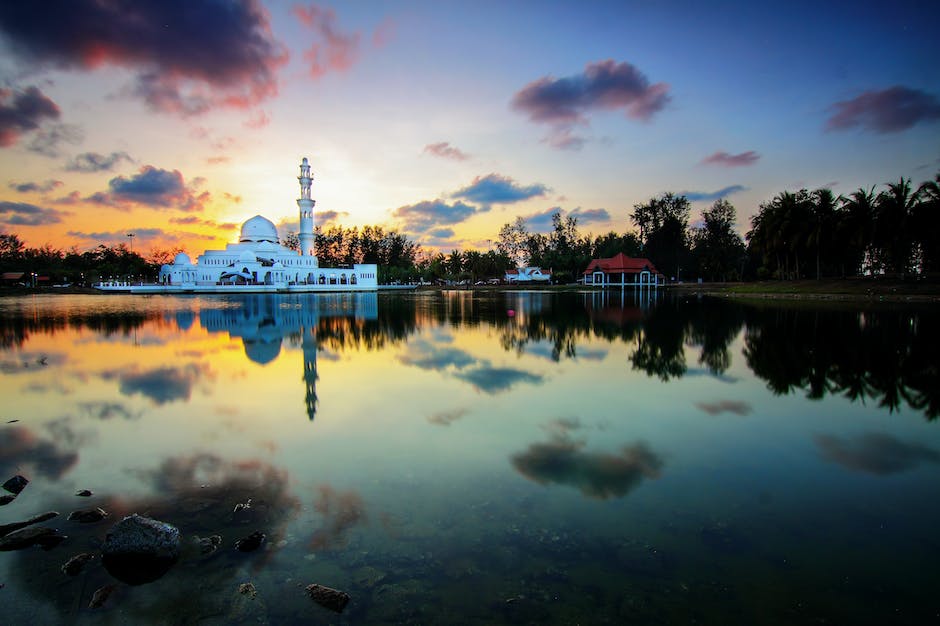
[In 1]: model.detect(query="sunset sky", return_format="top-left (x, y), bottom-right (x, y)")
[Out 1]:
top-left (1, 0), bottom-right (938, 257)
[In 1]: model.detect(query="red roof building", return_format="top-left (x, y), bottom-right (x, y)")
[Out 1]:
top-left (582, 253), bottom-right (663, 287)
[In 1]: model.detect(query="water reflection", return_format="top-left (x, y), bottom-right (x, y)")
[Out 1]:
top-left (0, 425), bottom-right (78, 480)
top-left (815, 432), bottom-right (940, 474)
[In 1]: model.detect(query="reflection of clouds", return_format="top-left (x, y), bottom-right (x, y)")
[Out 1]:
top-left (526, 342), bottom-right (608, 362)
top-left (310, 485), bottom-right (367, 551)
top-left (45, 417), bottom-right (96, 447)
top-left (542, 417), bottom-right (584, 437)
top-left (0, 425), bottom-right (78, 479)
top-left (101, 363), bottom-right (213, 405)
top-left (0, 351), bottom-right (66, 373)
top-left (79, 401), bottom-right (140, 420)
top-left (815, 432), bottom-right (940, 475)
top-left (686, 368), bottom-right (739, 383)
top-left (454, 364), bottom-right (544, 394)
top-left (695, 400), bottom-right (752, 416)
top-left (397, 338), bottom-right (475, 370)
top-left (427, 407), bottom-right (469, 426)
top-left (21, 379), bottom-right (73, 394)
top-left (511, 435), bottom-right (663, 499)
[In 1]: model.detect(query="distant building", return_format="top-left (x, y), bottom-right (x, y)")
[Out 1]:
top-left (98, 158), bottom-right (378, 293)
top-left (505, 266), bottom-right (552, 283)
top-left (583, 253), bottom-right (662, 287)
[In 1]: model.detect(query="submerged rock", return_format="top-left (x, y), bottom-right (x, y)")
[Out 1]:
top-left (102, 514), bottom-right (180, 585)
top-left (238, 582), bottom-right (257, 598)
top-left (2, 475), bottom-right (28, 495)
top-left (193, 534), bottom-right (223, 554)
top-left (89, 584), bottom-right (117, 609)
top-left (235, 531), bottom-right (265, 552)
top-left (306, 583), bottom-right (350, 613)
top-left (0, 494), bottom-right (15, 506)
top-left (0, 511), bottom-right (58, 538)
top-left (62, 552), bottom-right (96, 576)
top-left (68, 507), bottom-right (109, 523)
top-left (0, 526), bottom-right (67, 551)
top-left (75, 489), bottom-right (93, 497)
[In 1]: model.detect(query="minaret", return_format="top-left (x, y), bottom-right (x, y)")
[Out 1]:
top-left (297, 157), bottom-right (316, 257)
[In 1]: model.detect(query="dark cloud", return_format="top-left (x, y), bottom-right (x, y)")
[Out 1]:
top-left (169, 215), bottom-right (238, 231)
top-left (523, 208), bottom-right (559, 232)
top-left (695, 400), bottom-right (752, 416)
top-left (454, 364), bottom-right (544, 394)
top-left (826, 85), bottom-right (940, 133)
top-left (511, 436), bottom-right (663, 499)
top-left (67, 227), bottom-right (199, 245)
top-left (679, 185), bottom-right (747, 202)
top-left (815, 432), bottom-right (940, 475)
top-left (0, 200), bottom-right (68, 226)
top-left (701, 151), bottom-right (760, 167)
top-left (0, 0), bottom-right (287, 116)
top-left (101, 363), bottom-right (212, 405)
top-left (25, 122), bottom-right (82, 157)
top-left (292, 4), bottom-right (360, 79)
top-left (512, 59), bottom-right (670, 149)
top-left (392, 199), bottom-right (481, 235)
top-left (315, 209), bottom-right (348, 225)
top-left (452, 173), bottom-right (547, 206)
top-left (86, 165), bottom-right (210, 212)
top-left (78, 401), bottom-right (139, 420)
top-left (429, 227), bottom-right (455, 238)
top-left (424, 141), bottom-right (470, 161)
top-left (569, 207), bottom-right (610, 225)
top-left (8, 179), bottom-right (62, 193)
top-left (0, 85), bottom-right (60, 147)
top-left (0, 425), bottom-right (78, 480)
top-left (427, 407), bottom-right (469, 426)
top-left (397, 339), bottom-right (475, 370)
top-left (65, 151), bottom-right (134, 172)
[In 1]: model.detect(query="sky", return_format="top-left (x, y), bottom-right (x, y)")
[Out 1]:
top-left (1, 0), bottom-right (938, 257)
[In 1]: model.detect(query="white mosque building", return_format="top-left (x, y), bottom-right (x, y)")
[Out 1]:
top-left (96, 158), bottom-right (378, 293)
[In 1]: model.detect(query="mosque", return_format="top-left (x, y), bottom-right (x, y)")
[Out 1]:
top-left (96, 158), bottom-right (378, 293)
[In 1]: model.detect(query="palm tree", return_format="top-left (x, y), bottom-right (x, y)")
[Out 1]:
top-left (874, 178), bottom-right (917, 275)
top-left (913, 172), bottom-right (940, 274)
top-left (809, 188), bottom-right (838, 279)
top-left (838, 187), bottom-right (876, 276)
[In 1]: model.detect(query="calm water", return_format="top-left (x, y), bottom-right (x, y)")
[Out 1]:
top-left (1, 291), bottom-right (938, 624)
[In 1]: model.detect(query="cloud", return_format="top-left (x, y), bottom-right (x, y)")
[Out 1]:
top-left (512, 59), bottom-right (670, 149)
top-left (101, 363), bottom-right (212, 404)
top-left (0, 0), bottom-right (287, 116)
top-left (569, 207), bottom-right (610, 225)
top-left (511, 436), bottom-right (663, 499)
top-left (169, 216), bottom-right (238, 231)
top-left (392, 199), bottom-right (482, 235)
top-left (371, 17), bottom-right (395, 47)
top-left (815, 432), bottom-right (940, 475)
top-left (87, 165), bottom-right (210, 212)
top-left (454, 364), bottom-right (544, 394)
top-left (452, 173), bottom-right (548, 206)
top-left (8, 179), bottom-right (63, 193)
top-left (0, 425), bottom-right (78, 480)
top-left (523, 208), bottom-right (558, 232)
top-left (424, 141), bottom-right (470, 161)
top-left (427, 407), bottom-right (469, 426)
top-left (68, 227), bottom-right (214, 244)
top-left (293, 4), bottom-right (361, 79)
top-left (315, 209), bottom-right (348, 225)
top-left (826, 86), bottom-right (940, 133)
top-left (679, 185), bottom-right (747, 202)
top-left (25, 122), bottom-right (82, 157)
top-left (66, 151), bottom-right (134, 172)
top-left (701, 151), bottom-right (760, 167)
top-left (79, 401), bottom-right (140, 420)
top-left (695, 400), bottom-right (752, 416)
top-left (0, 200), bottom-right (68, 226)
top-left (0, 85), bottom-right (60, 147)
top-left (429, 227), bottom-right (454, 238)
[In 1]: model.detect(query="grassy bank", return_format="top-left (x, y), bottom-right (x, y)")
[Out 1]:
top-left (669, 278), bottom-right (940, 301)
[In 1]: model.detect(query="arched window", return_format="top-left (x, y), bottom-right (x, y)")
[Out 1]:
top-left (350, 274), bottom-right (358, 285)
top-left (340, 274), bottom-right (348, 285)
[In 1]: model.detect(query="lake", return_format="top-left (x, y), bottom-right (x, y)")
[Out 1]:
top-left (1, 291), bottom-right (938, 624)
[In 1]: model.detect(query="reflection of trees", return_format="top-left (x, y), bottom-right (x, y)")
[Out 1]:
top-left (630, 300), bottom-right (688, 380)
top-left (743, 304), bottom-right (940, 420)
top-left (0, 308), bottom-right (155, 348)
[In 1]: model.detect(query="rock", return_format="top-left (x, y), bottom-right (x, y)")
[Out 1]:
top-left (68, 507), bottom-right (109, 523)
top-left (238, 582), bottom-right (257, 598)
top-left (2, 475), bottom-right (28, 495)
top-left (0, 494), bottom-right (15, 506)
top-left (75, 489), bottom-right (93, 497)
top-left (0, 526), bottom-right (67, 551)
top-left (62, 552), bottom-right (96, 576)
top-left (193, 534), bottom-right (223, 554)
top-left (0, 511), bottom-right (58, 538)
top-left (89, 584), bottom-right (117, 609)
top-left (306, 583), bottom-right (350, 613)
top-left (235, 531), bottom-right (265, 552)
top-left (102, 514), bottom-right (180, 585)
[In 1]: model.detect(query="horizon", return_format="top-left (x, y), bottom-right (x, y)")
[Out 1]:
top-left (1, 1), bottom-right (938, 256)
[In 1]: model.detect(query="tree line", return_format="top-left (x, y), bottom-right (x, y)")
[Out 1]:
top-left (2, 171), bottom-right (936, 285)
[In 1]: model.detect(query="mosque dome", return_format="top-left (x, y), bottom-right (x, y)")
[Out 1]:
top-left (173, 252), bottom-right (193, 266)
top-left (239, 215), bottom-right (279, 244)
